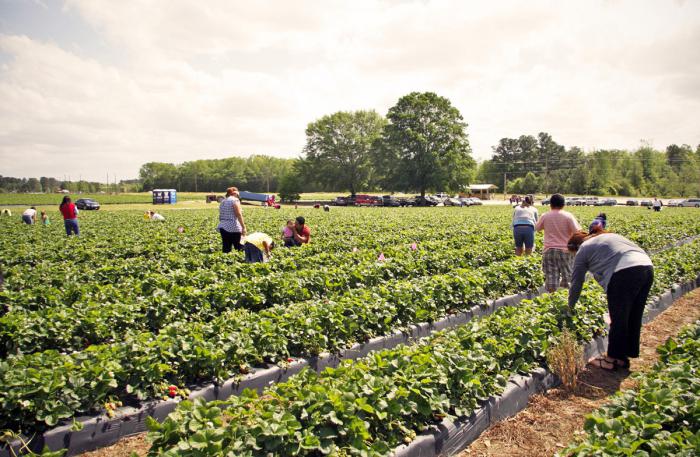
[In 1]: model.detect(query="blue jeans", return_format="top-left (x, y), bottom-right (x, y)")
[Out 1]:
top-left (64, 218), bottom-right (79, 236)
top-left (513, 225), bottom-right (534, 249)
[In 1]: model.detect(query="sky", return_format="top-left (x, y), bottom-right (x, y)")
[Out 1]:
top-left (1, 0), bottom-right (699, 182)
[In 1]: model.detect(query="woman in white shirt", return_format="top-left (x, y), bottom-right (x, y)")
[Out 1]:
top-left (22, 207), bottom-right (37, 225)
top-left (511, 196), bottom-right (539, 255)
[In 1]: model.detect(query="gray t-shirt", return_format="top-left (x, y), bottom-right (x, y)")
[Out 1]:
top-left (568, 233), bottom-right (652, 308)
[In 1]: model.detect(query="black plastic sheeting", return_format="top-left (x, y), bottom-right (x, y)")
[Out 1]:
top-left (0, 291), bottom-right (534, 457)
top-left (3, 275), bottom-right (699, 457)
top-left (392, 276), bottom-right (699, 457)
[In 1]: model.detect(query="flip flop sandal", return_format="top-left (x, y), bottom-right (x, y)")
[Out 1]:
top-left (592, 357), bottom-right (617, 371)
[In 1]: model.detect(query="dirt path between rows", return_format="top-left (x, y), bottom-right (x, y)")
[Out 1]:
top-left (82, 290), bottom-right (700, 457)
top-left (459, 289), bottom-right (700, 457)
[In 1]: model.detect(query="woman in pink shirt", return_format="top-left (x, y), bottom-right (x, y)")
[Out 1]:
top-left (535, 194), bottom-right (581, 292)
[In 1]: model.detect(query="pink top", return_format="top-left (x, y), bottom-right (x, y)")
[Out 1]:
top-left (535, 209), bottom-right (581, 251)
top-left (282, 226), bottom-right (293, 238)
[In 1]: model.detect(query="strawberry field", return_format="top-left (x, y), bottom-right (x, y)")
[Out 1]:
top-left (1, 206), bottom-right (700, 455)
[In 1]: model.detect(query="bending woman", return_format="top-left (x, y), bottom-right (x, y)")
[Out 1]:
top-left (567, 230), bottom-right (654, 371)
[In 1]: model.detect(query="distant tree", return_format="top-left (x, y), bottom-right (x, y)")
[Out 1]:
top-left (139, 162), bottom-right (179, 190)
top-left (376, 92), bottom-right (474, 196)
top-left (278, 171), bottom-right (303, 202)
top-left (302, 110), bottom-right (386, 197)
top-left (24, 178), bottom-right (41, 193)
top-left (665, 144), bottom-right (694, 173)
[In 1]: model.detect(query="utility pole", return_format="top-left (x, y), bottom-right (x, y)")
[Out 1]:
top-left (503, 172), bottom-right (507, 199)
top-left (194, 173), bottom-right (198, 192)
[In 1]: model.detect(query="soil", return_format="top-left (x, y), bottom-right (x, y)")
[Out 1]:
top-left (81, 290), bottom-right (700, 457)
top-left (459, 289), bottom-right (700, 457)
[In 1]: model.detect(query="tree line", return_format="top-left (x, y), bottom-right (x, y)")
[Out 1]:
top-left (478, 136), bottom-right (700, 197)
top-left (0, 176), bottom-right (108, 193)
top-left (4, 90), bottom-right (699, 198)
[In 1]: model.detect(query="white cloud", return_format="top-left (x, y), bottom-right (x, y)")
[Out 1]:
top-left (1, 0), bottom-right (699, 181)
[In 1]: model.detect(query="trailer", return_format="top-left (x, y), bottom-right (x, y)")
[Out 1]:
top-left (238, 191), bottom-right (276, 206)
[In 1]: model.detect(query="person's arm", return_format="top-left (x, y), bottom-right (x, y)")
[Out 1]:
top-left (294, 227), bottom-right (309, 244)
top-left (568, 249), bottom-right (589, 309)
top-left (262, 240), bottom-right (271, 256)
top-left (533, 208), bottom-right (539, 222)
top-left (570, 213), bottom-right (581, 231)
top-left (233, 200), bottom-right (246, 235)
top-left (535, 213), bottom-right (545, 232)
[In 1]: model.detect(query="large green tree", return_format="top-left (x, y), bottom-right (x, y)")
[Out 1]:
top-left (302, 110), bottom-right (386, 196)
top-left (376, 92), bottom-right (474, 196)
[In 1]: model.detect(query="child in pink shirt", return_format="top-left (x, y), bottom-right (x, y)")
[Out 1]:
top-left (535, 194), bottom-right (581, 292)
top-left (281, 219), bottom-right (294, 245)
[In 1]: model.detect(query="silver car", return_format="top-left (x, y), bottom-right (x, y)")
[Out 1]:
top-left (678, 198), bottom-right (700, 208)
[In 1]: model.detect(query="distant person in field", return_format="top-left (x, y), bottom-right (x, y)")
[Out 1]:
top-left (244, 232), bottom-right (275, 263)
top-left (512, 195), bottom-right (538, 256)
top-left (22, 207), bottom-right (37, 225)
top-left (285, 216), bottom-right (310, 247)
top-left (567, 230), bottom-right (653, 371)
top-left (281, 219), bottom-right (294, 245)
top-left (589, 213), bottom-right (607, 234)
top-left (59, 196), bottom-right (80, 236)
top-left (40, 210), bottom-right (50, 226)
top-left (149, 211), bottom-right (165, 222)
top-left (535, 193), bottom-right (581, 292)
top-left (217, 187), bottom-right (246, 253)
top-left (652, 197), bottom-right (662, 212)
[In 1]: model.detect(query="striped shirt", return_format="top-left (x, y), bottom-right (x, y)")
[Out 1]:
top-left (217, 196), bottom-right (242, 233)
top-left (535, 209), bottom-right (581, 251)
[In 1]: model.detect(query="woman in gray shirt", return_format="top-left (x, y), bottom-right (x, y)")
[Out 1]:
top-left (567, 231), bottom-right (653, 371)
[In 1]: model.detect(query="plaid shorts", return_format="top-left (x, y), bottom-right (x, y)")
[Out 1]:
top-left (542, 249), bottom-right (574, 291)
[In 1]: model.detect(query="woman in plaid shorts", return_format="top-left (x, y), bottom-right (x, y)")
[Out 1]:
top-left (535, 194), bottom-right (581, 292)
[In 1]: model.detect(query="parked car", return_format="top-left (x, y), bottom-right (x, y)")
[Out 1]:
top-left (541, 197), bottom-right (551, 206)
top-left (75, 198), bottom-right (100, 210)
top-left (468, 197), bottom-right (483, 205)
top-left (381, 195), bottom-right (401, 207)
top-left (583, 197), bottom-right (599, 206)
top-left (412, 196), bottom-right (438, 206)
top-left (443, 197), bottom-right (463, 207)
top-left (368, 196), bottom-right (383, 206)
top-left (353, 195), bottom-right (374, 206)
top-left (565, 197), bottom-right (585, 206)
top-left (667, 199), bottom-right (684, 207)
top-left (595, 198), bottom-right (618, 206)
top-left (626, 199), bottom-right (639, 206)
top-left (332, 196), bottom-right (348, 206)
top-left (433, 192), bottom-right (450, 199)
top-left (678, 198), bottom-right (700, 208)
top-left (457, 197), bottom-right (473, 206)
top-left (640, 200), bottom-right (653, 207)
top-left (397, 197), bottom-right (413, 207)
